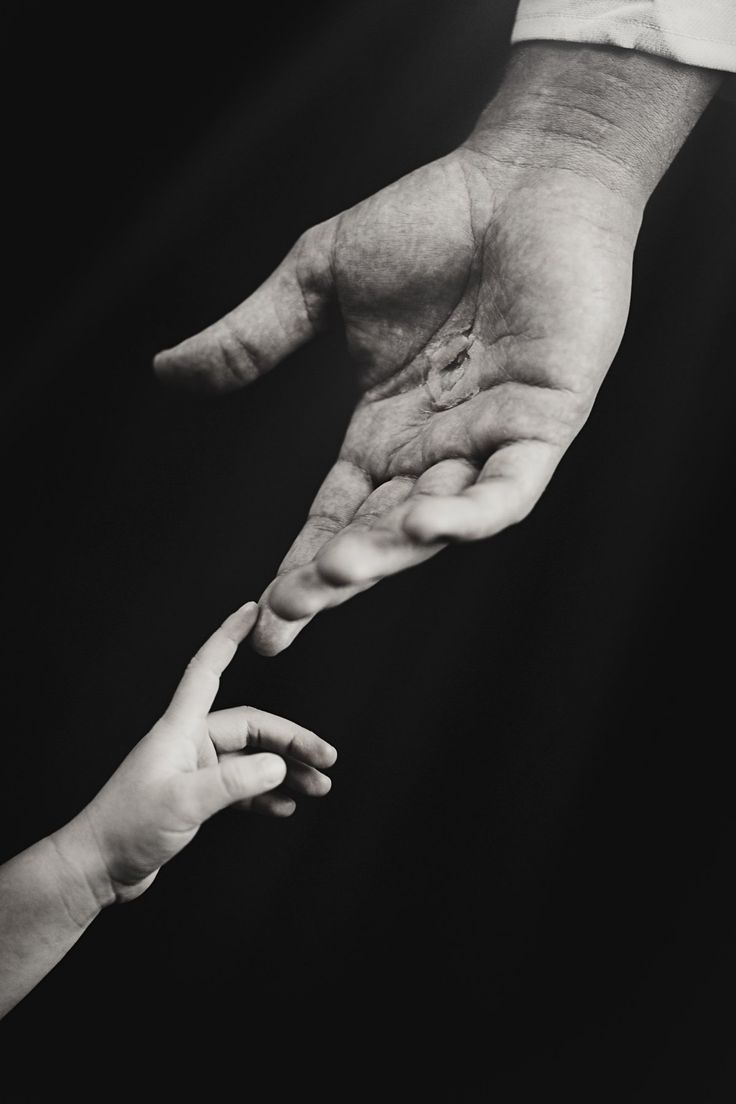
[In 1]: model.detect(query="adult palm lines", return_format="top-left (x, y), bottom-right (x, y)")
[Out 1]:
top-left (156, 153), bottom-right (635, 652)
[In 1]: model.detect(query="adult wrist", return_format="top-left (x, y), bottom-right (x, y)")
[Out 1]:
top-left (465, 42), bottom-right (721, 203)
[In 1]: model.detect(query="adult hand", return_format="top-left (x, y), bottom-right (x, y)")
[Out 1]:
top-left (155, 44), bottom-right (718, 655)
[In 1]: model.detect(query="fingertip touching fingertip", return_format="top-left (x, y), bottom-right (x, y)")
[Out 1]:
top-left (226, 600), bottom-right (260, 639)
top-left (237, 599), bottom-right (260, 619)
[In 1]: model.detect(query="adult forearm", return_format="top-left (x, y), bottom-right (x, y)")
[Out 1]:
top-left (0, 815), bottom-right (111, 1018)
top-left (467, 42), bottom-right (721, 201)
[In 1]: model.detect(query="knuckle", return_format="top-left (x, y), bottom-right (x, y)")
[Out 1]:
top-left (294, 226), bottom-right (316, 253)
top-left (217, 316), bottom-right (265, 387)
top-left (246, 718), bottom-right (264, 749)
top-left (308, 512), bottom-right (344, 536)
top-left (352, 509), bottom-right (383, 527)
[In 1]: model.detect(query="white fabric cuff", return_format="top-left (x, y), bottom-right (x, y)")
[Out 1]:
top-left (512, 1), bottom-right (736, 96)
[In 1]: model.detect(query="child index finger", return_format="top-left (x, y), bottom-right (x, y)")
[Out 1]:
top-left (166, 602), bottom-right (259, 719)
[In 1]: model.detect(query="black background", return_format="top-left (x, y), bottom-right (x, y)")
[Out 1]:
top-left (2, 2), bottom-right (735, 1098)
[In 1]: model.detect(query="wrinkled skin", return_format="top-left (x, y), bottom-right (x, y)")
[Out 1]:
top-left (156, 145), bottom-right (642, 654)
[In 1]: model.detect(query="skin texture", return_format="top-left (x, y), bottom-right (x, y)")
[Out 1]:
top-left (0, 603), bottom-right (336, 1018)
top-left (80, 603), bottom-right (336, 903)
top-left (154, 44), bottom-right (719, 655)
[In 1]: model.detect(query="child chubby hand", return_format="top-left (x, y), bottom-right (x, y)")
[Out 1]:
top-left (0, 602), bottom-right (336, 1017)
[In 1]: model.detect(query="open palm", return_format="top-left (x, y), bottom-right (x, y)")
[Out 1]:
top-left (155, 147), bottom-right (642, 654)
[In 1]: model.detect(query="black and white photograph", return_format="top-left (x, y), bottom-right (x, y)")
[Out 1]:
top-left (1, 2), bottom-right (735, 1098)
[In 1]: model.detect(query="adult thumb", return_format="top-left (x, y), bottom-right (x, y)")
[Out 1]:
top-left (154, 219), bottom-right (336, 394)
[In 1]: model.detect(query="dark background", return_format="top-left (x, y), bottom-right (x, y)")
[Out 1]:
top-left (2, 2), bottom-right (734, 1097)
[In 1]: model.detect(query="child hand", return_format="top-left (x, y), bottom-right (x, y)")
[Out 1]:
top-left (55, 602), bottom-right (337, 904)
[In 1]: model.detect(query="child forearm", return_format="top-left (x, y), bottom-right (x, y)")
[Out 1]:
top-left (0, 604), bottom-right (337, 1018)
top-left (0, 815), bottom-right (109, 1018)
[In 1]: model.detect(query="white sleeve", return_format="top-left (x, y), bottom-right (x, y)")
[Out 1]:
top-left (511, 1), bottom-right (736, 75)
